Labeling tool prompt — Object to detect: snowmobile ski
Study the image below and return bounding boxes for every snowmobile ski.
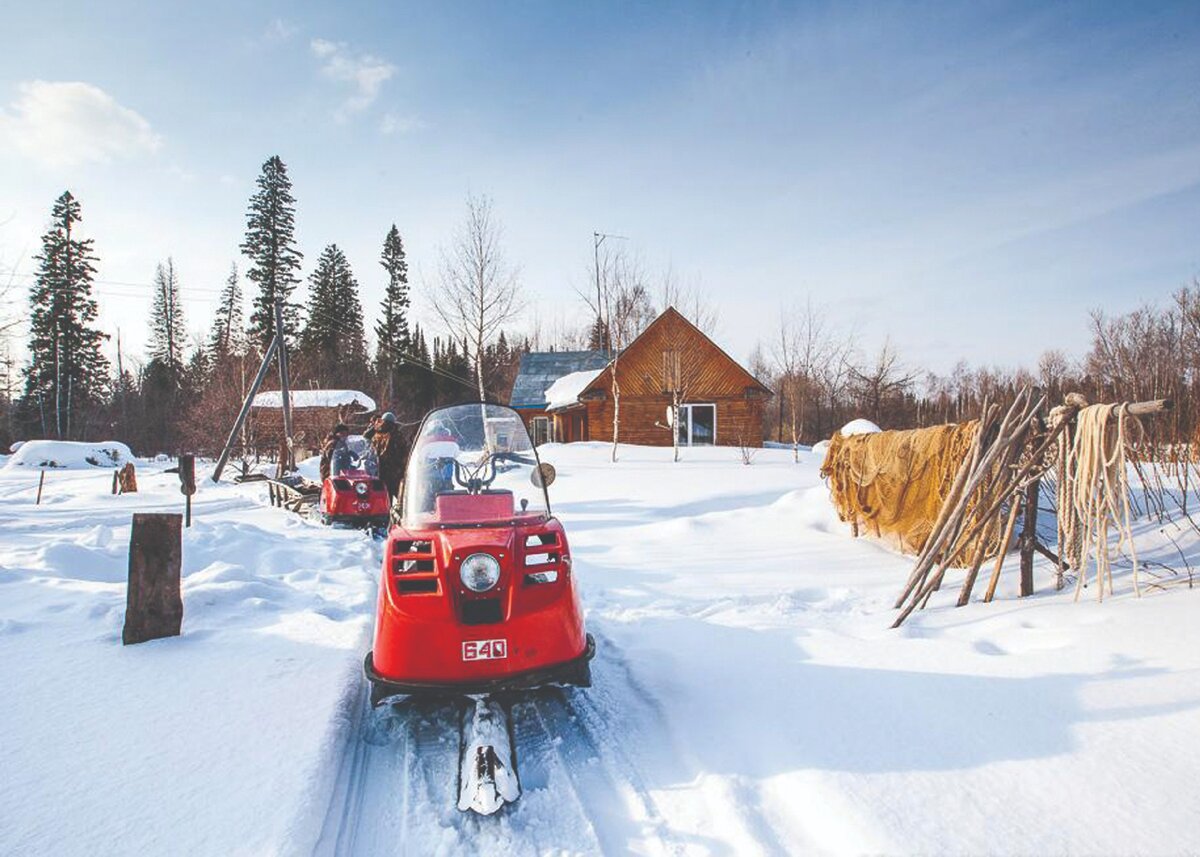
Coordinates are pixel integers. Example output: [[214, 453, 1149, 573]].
[[457, 696, 521, 815]]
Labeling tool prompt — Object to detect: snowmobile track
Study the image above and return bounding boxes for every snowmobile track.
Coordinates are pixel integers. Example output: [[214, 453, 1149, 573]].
[[314, 633, 709, 856]]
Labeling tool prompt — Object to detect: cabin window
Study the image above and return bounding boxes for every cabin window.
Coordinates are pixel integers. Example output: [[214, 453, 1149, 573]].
[[675, 403, 716, 446], [531, 416, 551, 446]]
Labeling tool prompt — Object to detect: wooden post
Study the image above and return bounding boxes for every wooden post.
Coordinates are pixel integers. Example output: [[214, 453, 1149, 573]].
[[1013, 391, 1045, 597], [178, 454, 196, 528], [273, 298, 294, 474], [35, 470, 45, 505], [212, 335, 278, 482], [122, 513, 183, 645]]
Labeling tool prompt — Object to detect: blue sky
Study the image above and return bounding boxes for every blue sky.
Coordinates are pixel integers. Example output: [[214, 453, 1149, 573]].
[[1, 1, 1198, 377]]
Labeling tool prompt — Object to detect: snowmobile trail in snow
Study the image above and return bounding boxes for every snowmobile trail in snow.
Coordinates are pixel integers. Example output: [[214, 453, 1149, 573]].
[[313, 633, 721, 856]]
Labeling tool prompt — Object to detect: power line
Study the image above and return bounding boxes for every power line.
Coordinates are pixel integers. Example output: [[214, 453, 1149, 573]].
[[0, 269, 225, 296]]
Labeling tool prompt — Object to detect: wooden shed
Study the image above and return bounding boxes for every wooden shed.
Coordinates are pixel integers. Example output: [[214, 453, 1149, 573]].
[[510, 307, 772, 447], [249, 389, 376, 459]]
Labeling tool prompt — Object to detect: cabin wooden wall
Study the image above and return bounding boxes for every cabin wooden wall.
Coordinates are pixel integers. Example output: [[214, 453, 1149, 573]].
[[581, 394, 766, 446]]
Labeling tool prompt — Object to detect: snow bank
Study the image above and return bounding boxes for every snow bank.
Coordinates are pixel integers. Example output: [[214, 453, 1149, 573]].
[[3, 439, 132, 470], [544, 369, 602, 410], [812, 438, 831, 460], [252, 389, 376, 411], [5, 440, 1200, 855], [9, 440, 24, 453], [839, 418, 882, 436]]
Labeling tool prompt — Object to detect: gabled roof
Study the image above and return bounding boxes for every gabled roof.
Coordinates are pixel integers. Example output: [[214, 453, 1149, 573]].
[[508, 349, 611, 408], [578, 306, 772, 400]]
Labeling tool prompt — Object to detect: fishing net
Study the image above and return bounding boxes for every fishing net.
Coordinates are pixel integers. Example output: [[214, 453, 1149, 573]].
[[820, 421, 997, 564]]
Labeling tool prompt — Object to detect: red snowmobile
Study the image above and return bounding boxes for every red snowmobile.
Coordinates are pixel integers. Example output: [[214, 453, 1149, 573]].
[[364, 402, 594, 814], [320, 443, 391, 529]]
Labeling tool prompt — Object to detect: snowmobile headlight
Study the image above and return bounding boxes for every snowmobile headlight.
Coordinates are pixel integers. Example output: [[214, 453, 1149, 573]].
[[355, 481, 369, 496], [460, 552, 501, 592]]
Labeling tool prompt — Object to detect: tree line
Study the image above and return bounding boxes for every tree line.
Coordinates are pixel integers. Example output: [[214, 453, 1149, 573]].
[[752, 288, 1200, 448], [1, 156, 527, 456], [0, 154, 1194, 456]]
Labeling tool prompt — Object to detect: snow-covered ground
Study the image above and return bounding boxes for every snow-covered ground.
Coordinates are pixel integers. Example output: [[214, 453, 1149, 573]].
[[2, 443, 1199, 855]]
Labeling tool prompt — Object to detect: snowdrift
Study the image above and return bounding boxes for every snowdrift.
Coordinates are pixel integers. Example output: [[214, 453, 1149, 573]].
[[4, 439, 132, 470]]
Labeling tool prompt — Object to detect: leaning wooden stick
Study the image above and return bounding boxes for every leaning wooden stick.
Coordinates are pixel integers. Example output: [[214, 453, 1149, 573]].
[[983, 496, 1022, 603]]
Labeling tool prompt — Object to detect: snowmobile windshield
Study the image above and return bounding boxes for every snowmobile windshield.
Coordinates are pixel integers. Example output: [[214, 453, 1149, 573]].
[[402, 403, 551, 529], [332, 435, 377, 476]]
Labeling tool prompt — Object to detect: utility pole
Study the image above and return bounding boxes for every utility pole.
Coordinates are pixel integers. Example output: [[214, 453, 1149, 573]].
[[592, 231, 627, 353]]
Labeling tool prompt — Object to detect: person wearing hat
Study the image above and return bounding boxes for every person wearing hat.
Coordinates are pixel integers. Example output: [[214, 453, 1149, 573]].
[[319, 423, 352, 482], [364, 411, 407, 499]]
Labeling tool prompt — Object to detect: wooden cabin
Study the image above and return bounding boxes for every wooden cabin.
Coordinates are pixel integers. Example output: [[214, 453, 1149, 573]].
[[509, 307, 771, 447]]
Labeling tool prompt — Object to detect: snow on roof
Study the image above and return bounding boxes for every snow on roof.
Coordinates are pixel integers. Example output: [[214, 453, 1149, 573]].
[[840, 418, 882, 436], [509, 350, 611, 408], [251, 390, 376, 411], [544, 369, 604, 411], [4, 440, 133, 470]]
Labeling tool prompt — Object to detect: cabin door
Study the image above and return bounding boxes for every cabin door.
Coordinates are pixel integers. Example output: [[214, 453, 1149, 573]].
[[676, 403, 716, 446]]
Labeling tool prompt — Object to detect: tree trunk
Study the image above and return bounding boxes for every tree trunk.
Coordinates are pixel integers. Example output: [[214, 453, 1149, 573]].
[[123, 513, 183, 645], [672, 392, 681, 462], [611, 367, 621, 463]]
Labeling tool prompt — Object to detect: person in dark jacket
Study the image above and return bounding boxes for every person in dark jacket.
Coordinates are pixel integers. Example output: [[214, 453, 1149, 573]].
[[319, 423, 351, 482], [364, 412, 407, 499]]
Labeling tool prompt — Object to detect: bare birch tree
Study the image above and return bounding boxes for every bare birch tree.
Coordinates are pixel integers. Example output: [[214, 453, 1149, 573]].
[[433, 193, 524, 403], [774, 299, 840, 460], [579, 247, 654, 461]]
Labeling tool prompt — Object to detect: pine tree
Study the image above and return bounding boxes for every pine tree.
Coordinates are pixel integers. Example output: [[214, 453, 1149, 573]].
[[241, 155, 303, 352], [408, 323, 434, 414], [299, 244, 366, 385], [22, 191, 110, 438], [149, 258, 186, 377], [374, 225, 410, 404], [209, 263, 246, 358]]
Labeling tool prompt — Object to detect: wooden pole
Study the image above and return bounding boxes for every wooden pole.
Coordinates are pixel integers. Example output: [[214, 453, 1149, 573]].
[[984, 498, 1023, 603], [1018, 395, 1047, 597], [35, 469, 45, 505], [212, 335, 279, 482], [273, 298, 294, 474]]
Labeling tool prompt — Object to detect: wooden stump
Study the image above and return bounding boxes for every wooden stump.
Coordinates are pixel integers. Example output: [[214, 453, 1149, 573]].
[[123, 513, 183, 645], [118, 462, 138, 494]]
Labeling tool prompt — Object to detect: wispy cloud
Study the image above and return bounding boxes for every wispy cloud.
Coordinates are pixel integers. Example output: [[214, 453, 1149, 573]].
[[264, 17, 297, 43], [310, 38, 396, 120], [380, 112, 427, 135], [0, 80, 161, 168]]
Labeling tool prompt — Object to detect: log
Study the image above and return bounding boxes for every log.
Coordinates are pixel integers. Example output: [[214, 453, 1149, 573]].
[[122, 513, 183, 645], [1127, 398, 1172, 416], [1019, 475, 1040, 597]]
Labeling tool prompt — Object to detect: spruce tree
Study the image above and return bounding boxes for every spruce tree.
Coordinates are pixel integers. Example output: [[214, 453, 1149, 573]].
[[299, 244, 366, 385], [22, 191, 110, 438], [241, 155, 302, 352], [374, 225, 410, 404], [149, 258, 186, 377], [209, 263, 246, 358]]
